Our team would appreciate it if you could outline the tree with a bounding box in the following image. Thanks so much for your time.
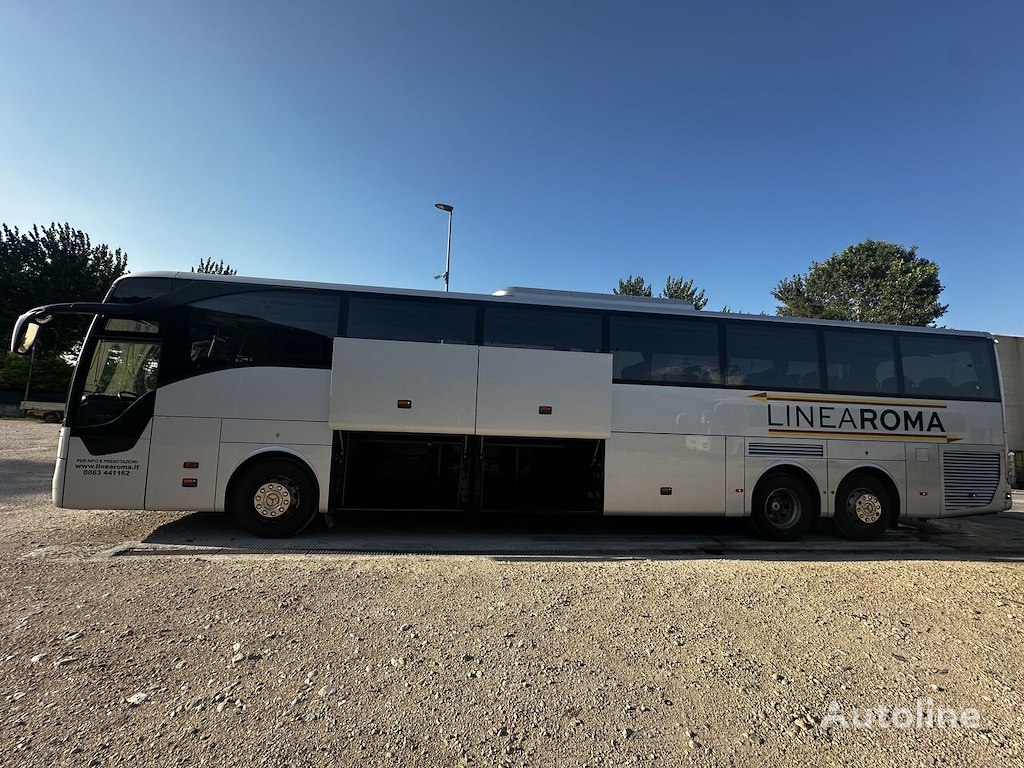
[662,276,708,310]
[614,274,652,297]
[193,257,237,275]
[772,240,947,326]
[0,223,129,359]
[614,274,710,309]
[0,352,73,398]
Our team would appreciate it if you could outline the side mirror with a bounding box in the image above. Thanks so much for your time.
[11,302,133,355]
[16,321,41,354]
[11,311,51,355]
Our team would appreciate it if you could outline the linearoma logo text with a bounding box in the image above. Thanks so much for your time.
[748,392,954,440]
[767,403,946,435]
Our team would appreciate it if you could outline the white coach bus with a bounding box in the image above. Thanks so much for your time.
[11,272,1013,541]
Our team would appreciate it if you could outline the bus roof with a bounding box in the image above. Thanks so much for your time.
[113,271,993,339]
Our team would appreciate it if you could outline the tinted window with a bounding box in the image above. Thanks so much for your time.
[901,335,999,399]
[182,291,339,372]
[347,296,475,344]
[106,277,180,303]
[484,306,601,352]
[611,315,720,384]
[76,339,161,427]
[104,319,160,334]
[726,323,820,390]
[824,331,898,395]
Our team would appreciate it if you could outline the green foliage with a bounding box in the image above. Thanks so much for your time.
[662,276,708,310]
[0,351,73,396]
[614,274,710,309]
[193,257,237,275]
[1,223,129,358]
[772,240,947,327]
[614,275,653,297]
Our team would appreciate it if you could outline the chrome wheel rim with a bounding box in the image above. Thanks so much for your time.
[764,488,801,529]
[253,479,296,519]
[848,489,882,524]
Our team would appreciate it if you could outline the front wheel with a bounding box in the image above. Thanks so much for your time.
[229,458,319,538]
[834,473,892,541]
[750,474,815,541]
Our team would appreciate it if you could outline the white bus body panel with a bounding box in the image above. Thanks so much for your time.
[610,384,717,435]
[220,418,331,445]
[476,347,612,439]
[606,384,1009,519]
[329,338,478,434]
[724,436,746,516]
[154,367,331,422]
[153,368,333,511]
[146,417,222,511]
[604,433,726,515]
[57,424,152,510]
[905,443,941,518]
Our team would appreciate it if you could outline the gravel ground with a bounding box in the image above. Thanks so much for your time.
[1,419,1022,767]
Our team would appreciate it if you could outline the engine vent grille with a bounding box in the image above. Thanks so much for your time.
[748,442,824,458]
[943,451,1001,510]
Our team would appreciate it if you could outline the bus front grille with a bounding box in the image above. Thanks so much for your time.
[942,451,1001,509]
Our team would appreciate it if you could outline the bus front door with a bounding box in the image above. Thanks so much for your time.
[55,338,160,510]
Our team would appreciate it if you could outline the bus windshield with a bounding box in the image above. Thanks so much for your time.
[77,339,161,427]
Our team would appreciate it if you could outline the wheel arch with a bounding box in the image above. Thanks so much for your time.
[224,447,321,513]
[835,465,902,522]
[752,462,822,519]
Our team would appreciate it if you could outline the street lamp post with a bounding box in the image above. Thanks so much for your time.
[434,203,454,292]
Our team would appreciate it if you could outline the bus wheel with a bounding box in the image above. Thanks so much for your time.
[751,474,815,541]
[834,473,891,541]
[230,459,319,538]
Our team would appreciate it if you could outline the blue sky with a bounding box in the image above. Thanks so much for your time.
[1,1,1021,332]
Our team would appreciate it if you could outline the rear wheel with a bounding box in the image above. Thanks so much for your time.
[230,458,319,538]
[750,473,815,541]
[834,473,892,540]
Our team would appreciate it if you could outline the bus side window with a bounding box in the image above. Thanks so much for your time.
[76,339,162,427]
[725,322,819,391]
[180,291,340,373]
[611,315,720,385]
[347,296,475,345]
[824,330,898,395]
[901,335,998,400]
[483,306,601,352]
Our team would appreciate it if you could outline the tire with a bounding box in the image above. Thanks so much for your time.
[229,458,319,538]
[834,473,892,541]
[42,412,61,424]
[750,473,815,541]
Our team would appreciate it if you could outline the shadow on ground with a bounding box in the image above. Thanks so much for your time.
[120,507,1024,563]
[0,458,56,503]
